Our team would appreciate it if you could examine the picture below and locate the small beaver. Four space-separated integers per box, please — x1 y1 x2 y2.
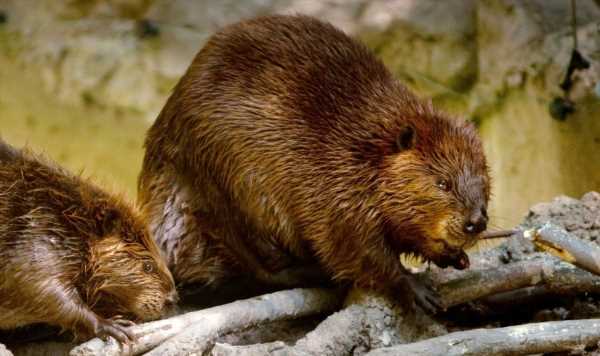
0 139 177 343
138 15 490 311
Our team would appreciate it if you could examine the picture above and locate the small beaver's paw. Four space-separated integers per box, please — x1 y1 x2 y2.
94 316 136 344
109 315 137 328
402 274 444 314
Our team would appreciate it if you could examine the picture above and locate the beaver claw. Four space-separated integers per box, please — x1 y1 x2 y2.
94 317 136 344
402 274 444 314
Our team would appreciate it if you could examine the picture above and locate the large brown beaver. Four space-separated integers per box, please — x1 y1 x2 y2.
0 139 177 343
138 15 490 311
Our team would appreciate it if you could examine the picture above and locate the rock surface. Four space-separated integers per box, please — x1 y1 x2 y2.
1 0 598 224
523 191 600 242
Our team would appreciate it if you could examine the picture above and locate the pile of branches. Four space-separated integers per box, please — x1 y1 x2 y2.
5 193 600 356
66 192 600 356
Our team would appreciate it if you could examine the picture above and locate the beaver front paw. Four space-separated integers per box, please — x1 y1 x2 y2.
401 274 443 314
93 316 136 344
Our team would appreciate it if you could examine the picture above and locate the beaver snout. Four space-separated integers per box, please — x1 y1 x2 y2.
434 251 470 270
162 290 180 316
165 290 179 306
464 205 488 235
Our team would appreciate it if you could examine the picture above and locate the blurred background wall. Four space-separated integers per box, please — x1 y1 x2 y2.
0 0 599 227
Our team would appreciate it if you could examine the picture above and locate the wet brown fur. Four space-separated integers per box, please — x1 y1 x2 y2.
138 15 490 293
0 139 177 341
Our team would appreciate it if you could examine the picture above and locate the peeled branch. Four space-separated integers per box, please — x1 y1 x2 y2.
525 223 600 276
366 319 600 356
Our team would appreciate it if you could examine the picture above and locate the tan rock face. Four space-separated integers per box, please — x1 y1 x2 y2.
473 2 600 226
0 0 599 226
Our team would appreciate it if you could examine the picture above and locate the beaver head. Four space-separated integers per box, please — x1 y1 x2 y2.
375 103 490 271
84 200 177 321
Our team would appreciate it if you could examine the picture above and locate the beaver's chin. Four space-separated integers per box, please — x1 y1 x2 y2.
430 250 470 270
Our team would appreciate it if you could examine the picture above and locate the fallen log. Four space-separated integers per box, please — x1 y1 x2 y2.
365 318 600 356
69 288 343 356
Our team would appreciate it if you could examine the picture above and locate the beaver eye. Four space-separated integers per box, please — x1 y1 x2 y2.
142 261 155 274
436 179 451 192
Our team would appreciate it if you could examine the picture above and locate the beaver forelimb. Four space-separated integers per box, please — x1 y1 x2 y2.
64 294 136 343
398 273 443 313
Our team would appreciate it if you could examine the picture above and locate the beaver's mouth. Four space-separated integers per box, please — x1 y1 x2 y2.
430 250 470 270
427 237 471 270
399 250 469 270
384 224 471 271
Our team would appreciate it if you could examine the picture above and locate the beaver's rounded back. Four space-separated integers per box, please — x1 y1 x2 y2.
139 15 490 289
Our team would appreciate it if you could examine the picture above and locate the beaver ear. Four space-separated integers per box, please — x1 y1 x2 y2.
395 126 415 152
98 207 121 236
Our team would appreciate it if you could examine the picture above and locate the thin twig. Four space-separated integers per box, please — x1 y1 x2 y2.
480 229 518 240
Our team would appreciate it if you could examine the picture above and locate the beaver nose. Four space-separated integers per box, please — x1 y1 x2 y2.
165 291 179 307
162 291 180 317
464 206 488 235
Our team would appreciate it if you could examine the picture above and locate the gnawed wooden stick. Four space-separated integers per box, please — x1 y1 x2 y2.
366 319 600 356
526 223 600 276
438 258 550 307
439 254 600 308
69 288 342 356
